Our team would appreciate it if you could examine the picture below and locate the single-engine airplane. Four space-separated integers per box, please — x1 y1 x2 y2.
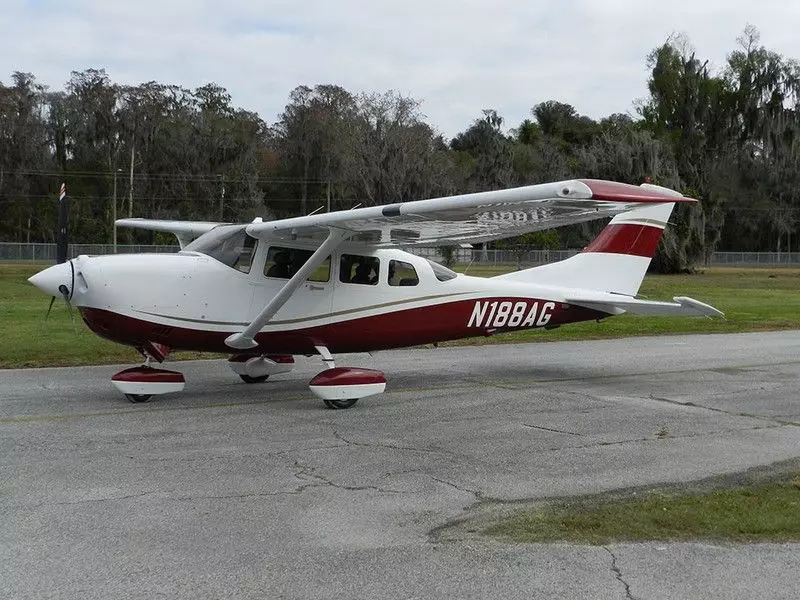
28 179 723 408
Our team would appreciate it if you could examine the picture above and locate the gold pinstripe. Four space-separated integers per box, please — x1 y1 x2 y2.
132 291 476 327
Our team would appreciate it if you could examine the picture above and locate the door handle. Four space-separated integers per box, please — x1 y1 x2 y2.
308 284 325 291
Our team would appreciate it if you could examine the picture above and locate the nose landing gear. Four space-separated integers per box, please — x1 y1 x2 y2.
111 343 184 403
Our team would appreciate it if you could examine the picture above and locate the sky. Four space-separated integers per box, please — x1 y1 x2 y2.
2 0 799 138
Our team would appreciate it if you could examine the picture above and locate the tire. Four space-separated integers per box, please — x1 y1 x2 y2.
125 394 153 403
239 374 270 384
323 398 359 410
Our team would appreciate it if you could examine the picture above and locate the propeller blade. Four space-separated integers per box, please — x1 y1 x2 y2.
56 182 69 264
65 298 76 330
46 296 56 320
57 284 76 330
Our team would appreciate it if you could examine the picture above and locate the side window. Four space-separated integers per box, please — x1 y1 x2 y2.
340 254 380 285
264 247 330 282
388 260 419 287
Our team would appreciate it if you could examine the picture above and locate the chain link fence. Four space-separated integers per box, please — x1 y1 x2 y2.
2 242 799 267
0 243 179 261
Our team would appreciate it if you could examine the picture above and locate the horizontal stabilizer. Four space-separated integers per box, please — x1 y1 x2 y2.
115 219 224 249
566 293 724 318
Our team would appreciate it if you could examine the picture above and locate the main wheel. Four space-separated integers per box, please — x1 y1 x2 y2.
239 374 270 384
125 393 153 403
323 398 359 410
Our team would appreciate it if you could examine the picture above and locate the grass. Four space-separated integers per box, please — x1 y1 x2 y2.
485 472 800 544
2 262 799 368
0 263 214 368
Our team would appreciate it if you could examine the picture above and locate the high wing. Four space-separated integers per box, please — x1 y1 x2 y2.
115 219 225 249
245 179 696 246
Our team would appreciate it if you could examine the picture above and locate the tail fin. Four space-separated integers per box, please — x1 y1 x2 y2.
495 185 680 297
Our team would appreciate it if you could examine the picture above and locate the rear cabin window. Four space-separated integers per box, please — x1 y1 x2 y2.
427 259 457 282
264 247 330 282
340 254 380 285
388 260 419 286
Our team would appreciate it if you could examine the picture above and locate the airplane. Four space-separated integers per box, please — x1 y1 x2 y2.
28 178 723 408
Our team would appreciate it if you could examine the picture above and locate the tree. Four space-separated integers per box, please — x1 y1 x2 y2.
272 84 357 214
450 109 513 190
0 72 53 242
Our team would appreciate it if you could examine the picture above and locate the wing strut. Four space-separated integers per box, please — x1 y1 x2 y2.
224 228 348 350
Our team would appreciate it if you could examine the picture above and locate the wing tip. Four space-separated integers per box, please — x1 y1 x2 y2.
674 296 725 318
578 179 697 204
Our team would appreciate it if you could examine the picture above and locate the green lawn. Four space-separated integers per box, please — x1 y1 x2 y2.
0 263 212 368
2 262 799 368
485 473 800 544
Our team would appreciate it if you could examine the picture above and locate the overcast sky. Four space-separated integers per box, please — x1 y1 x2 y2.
2 0 798 138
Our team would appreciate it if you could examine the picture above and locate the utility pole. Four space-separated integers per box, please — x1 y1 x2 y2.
218 175 225 221
326 179 331 212
112 168 121 252
128 143 135 218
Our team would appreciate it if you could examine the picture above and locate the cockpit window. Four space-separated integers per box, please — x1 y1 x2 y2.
183 225 258 273
427 259 458 281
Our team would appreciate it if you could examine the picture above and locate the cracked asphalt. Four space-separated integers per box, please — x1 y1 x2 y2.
2 330 800 599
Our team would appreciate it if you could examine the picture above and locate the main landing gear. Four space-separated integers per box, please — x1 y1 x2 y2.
239 374 269 384
109 343 387 409
307 346 386 410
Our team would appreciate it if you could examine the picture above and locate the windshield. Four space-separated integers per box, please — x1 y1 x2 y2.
427 259 458 281
183 225 258 273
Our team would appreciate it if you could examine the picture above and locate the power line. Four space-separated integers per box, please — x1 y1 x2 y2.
0 168 333 183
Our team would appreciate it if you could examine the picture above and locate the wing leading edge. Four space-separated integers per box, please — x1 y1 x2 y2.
244 179 696 247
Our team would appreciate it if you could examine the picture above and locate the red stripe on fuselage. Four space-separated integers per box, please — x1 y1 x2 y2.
79 298 607 355
583 223 663 257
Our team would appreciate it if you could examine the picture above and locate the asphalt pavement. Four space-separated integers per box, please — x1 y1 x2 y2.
2 331 800 599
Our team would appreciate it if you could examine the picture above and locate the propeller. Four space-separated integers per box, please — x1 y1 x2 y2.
45 295 56 319
43 262 75 327
56 182 69 265
58 283 75 327
44 182 74 327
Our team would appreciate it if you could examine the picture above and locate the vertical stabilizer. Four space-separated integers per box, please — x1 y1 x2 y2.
495 184 682 297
